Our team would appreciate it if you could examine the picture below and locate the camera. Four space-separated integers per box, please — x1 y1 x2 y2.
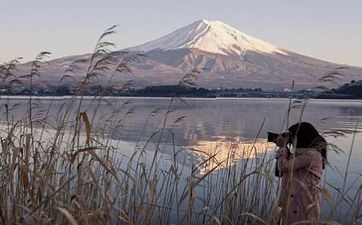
267 132 291 144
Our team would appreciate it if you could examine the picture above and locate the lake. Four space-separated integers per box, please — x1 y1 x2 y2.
0 96 361 223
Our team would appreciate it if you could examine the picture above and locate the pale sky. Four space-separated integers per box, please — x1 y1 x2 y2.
1 0 362 66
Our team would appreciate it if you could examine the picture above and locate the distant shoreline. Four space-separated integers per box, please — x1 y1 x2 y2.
1 95 361 101
1 83 361 100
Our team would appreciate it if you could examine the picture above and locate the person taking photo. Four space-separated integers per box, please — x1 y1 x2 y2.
275 122 327 225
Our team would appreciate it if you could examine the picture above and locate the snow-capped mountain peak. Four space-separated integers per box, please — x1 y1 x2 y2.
127 19 287 55
15 19 361 91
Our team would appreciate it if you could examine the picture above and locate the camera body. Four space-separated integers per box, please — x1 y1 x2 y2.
267 132 291 144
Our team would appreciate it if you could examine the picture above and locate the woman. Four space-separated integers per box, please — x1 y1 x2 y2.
276 122 327 224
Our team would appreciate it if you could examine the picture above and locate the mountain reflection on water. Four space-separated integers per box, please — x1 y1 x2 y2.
189 136 275 173
0 97 361 173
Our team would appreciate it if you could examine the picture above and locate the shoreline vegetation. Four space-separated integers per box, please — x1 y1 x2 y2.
0 26 361 224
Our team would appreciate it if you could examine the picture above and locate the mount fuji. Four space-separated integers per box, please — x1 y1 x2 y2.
126 19 286 56
15 19 362 90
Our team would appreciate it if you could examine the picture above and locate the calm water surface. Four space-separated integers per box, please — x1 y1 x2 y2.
1 96 361 171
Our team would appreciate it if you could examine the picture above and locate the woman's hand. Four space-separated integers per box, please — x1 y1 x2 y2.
276 135 287 147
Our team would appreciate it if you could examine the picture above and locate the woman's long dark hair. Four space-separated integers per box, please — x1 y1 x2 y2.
288 122 327 169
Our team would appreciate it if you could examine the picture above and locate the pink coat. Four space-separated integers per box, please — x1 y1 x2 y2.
277 147 323 225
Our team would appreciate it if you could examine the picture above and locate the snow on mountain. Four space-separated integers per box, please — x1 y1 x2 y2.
127 19 286 56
